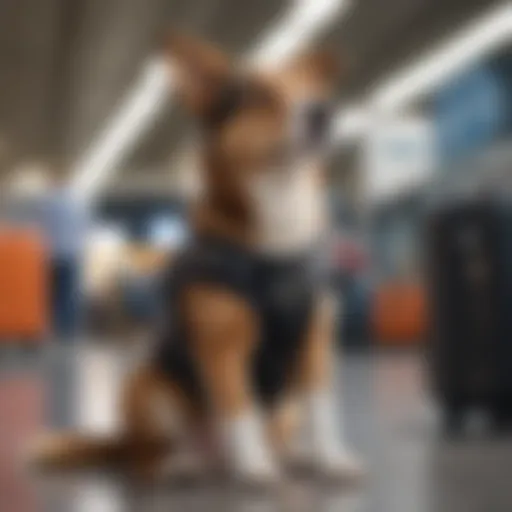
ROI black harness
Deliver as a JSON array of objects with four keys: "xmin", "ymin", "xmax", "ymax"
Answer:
[{"xmin": 152, "ymin": 235, "xmax": 328, "ymax": 409}]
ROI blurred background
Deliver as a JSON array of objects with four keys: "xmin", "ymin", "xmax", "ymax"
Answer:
[{"xmin": 1, "ymin": 0, "xmax": 512, "ymax": 510}]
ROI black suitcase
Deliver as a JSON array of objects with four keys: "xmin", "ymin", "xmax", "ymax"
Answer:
[{"xmin": 425, "ymin": 197, "xmax": 512, "ymax": 433}]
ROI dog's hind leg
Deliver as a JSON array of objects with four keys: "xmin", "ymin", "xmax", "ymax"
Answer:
[{"xmin": 120, "ymin": 366, "xmax": 200, "ymax": 481}]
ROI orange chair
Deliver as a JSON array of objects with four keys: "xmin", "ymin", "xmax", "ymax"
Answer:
[
  {"xmin": 0, "ymin": 227, "xmax": 48, "ymax": 342},
  {"xmin": 372, "ymin": 282, "xmax": 427, "ymax": 346}
]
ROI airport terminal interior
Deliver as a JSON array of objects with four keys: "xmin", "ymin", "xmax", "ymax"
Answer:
[{"xmin": 1, "ymin": 0, "xmax": 512, "ymax": 511}]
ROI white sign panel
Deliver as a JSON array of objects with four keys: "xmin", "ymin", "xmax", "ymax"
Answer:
[{"xmin": 362, "ymin": 116, "xmax": 436, "ymax": 203}]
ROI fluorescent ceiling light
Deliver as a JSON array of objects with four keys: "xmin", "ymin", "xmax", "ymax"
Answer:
[
  {"xmin": 70, "ymin": 0, "xmax": 351, "ymax": 201},
  {"xmin": 332, "ymin": 2, "xmax": 512, "ymax": 142},
  {"xmin": 70, "ymin": 59, "xmax": 170, "ymax": 203},
  {"xmin": 250, "ymin": 0, "xmax": 352, "ymax": 68},
  {"xmin": 370, "ymin": 2, "xmax": 512, "ymax": 111}
]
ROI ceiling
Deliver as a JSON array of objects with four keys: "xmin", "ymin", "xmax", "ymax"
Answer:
[{"xmin": 0, "ymin": 0, "xmax": 501, "ymax": 189}]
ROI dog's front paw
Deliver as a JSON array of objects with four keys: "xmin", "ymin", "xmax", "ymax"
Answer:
[
  {"xmin": 313, "ymin": 450, "xmax": 366, "ymax": 484},
  {"xmin": 232, "ymin": 456, "xmax": 281, "ymax": 489},
  {"xmin": 221, "ymin": 409, "xmax": 282, "ymax": 489}
]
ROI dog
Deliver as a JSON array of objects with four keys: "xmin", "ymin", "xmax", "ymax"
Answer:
[{"xmin": 30, "ymin": 32, "xmax": 363, "ymax": 487}]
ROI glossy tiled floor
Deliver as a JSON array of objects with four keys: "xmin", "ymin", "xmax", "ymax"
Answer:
[{"xmin": 1, "ymin": 344, "xmax": 512, "ymax": 512}]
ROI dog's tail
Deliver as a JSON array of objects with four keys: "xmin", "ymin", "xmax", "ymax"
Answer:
[{"xmin": 27, "ymin": 432, "xmax": 171, "ymax": 470}]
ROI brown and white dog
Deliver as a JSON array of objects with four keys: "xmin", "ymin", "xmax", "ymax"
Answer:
[{"xmin": 30, "ymin": 33, "xmax": 362, "ymax": 487}]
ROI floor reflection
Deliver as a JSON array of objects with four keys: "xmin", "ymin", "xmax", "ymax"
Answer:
[
  {"xmin": 2, "ymin": 346, "xmax": 512, "ymax": 512},
  {"xmin": 37, "ymin": 473, "xmax": 366, "ymax": 512}
]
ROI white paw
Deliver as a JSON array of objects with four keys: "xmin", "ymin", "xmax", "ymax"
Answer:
[
  {"xmin": 314, "ymin": 450, "xmax": 366, "ymax": 483},
  {"xmin": 220, "ymin": 409, "xmax": 281, "ymax": 489},
  {"xmin": 232, "ymin": 457, "xmax": 281, "ymax": 489}
]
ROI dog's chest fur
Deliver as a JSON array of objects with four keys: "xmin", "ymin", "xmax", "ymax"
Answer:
[{"xmin": 249, "ymin": 162, "xmax": 325, "ymax": 254}]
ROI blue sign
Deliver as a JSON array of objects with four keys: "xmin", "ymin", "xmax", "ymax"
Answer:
[{"xmin": 434, "ymin": 52, "xmax": 512, "ymax": 167}]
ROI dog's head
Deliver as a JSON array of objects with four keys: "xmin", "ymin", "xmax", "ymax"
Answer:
[{"xmin": 165, "ymin": 33, "xmax": 341, "ymax": 175}]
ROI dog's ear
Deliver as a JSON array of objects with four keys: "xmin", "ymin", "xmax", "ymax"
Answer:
[
  {"xmin": 287, "ymin": 48, "xmax": 343, "ymax": 90},
  {"xmin": 164, "ymin": 32, "xmax": 231, "ymax": 117}
]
